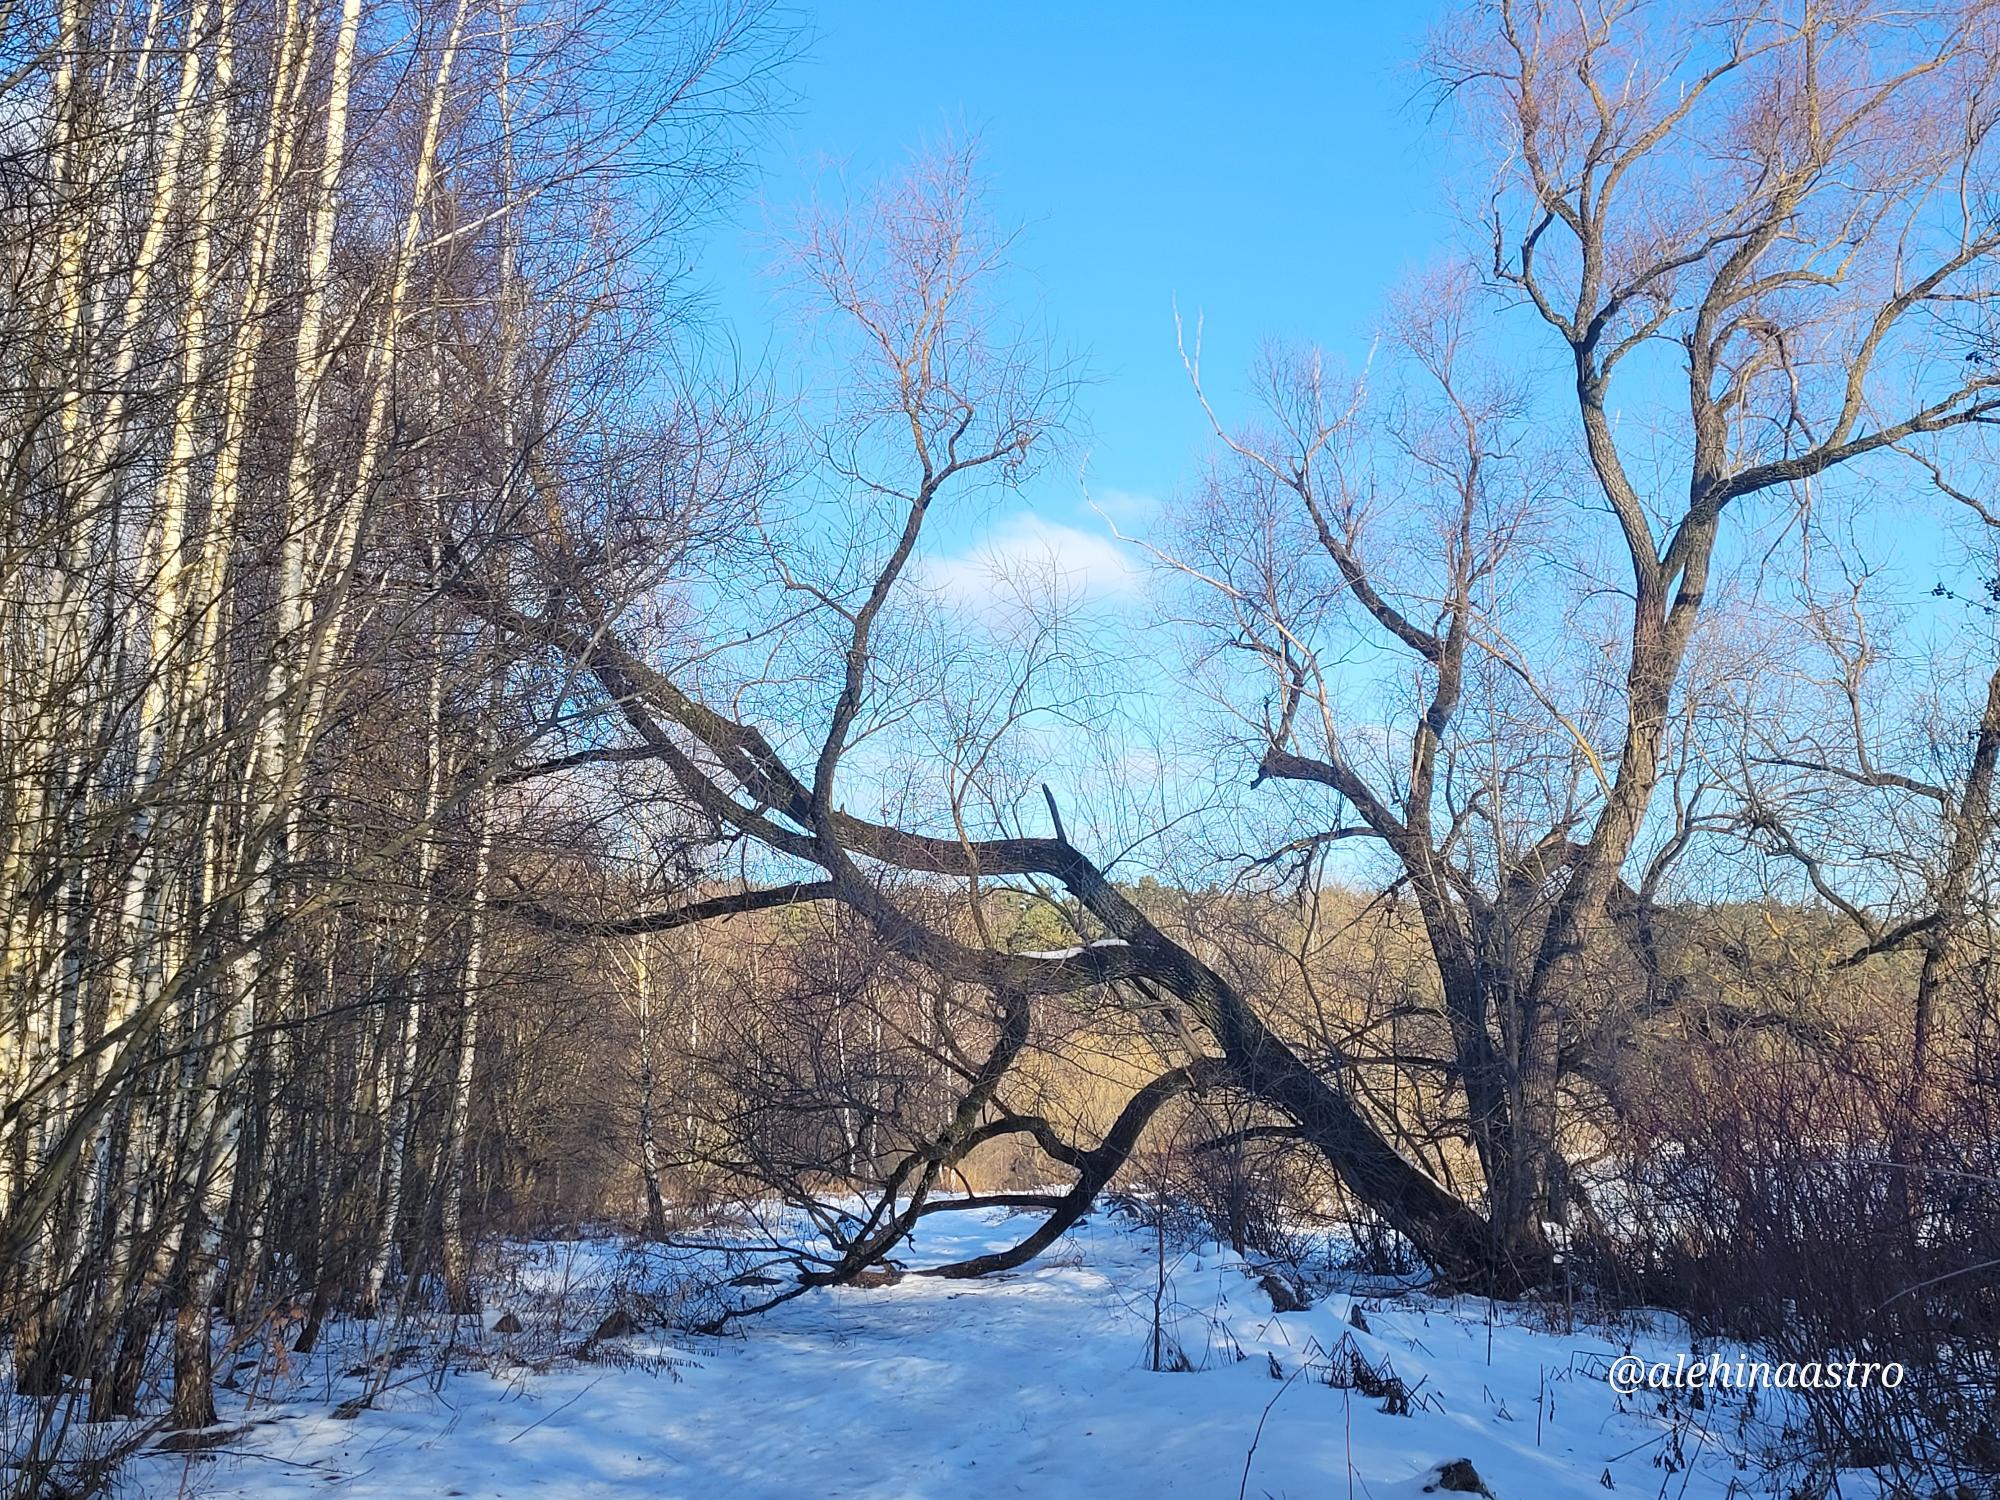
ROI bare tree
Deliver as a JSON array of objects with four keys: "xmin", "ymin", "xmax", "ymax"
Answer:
[
  {"xmin": 467, "ymin": 145, "xmax": 1513, "ymax": 1292},
  {"xmin": 1144, "ymin": 0, "xmax": 2000, "ymax": 1266},
  {"xmin": 479, "ymin": 0, "xmax": 2000, "ymax": 1301},
  {"xmin": 0, "ymin": 0, "xmax": 782, "ymax": 1467}
]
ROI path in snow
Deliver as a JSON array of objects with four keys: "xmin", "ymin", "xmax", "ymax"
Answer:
[{"xmin": 127, "ymin": 1210, "xmax": 1805, "ymax": 1499}]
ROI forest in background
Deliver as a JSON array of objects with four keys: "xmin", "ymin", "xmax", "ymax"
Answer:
[{"xmin": 3, "ymin": 0, "xmax": 2000, "ymax": 1491}]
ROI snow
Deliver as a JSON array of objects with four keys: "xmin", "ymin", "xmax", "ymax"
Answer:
[
  {"xmin": 119, "ymin": 1208, "xmax": 1851, "ymax": 1499},
  {"xmin": 1020, "ymin": 938, "xmax": 1131, "ymax": 961}
]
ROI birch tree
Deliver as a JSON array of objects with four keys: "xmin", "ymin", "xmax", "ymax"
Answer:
[{"xmin": 0, "ymin": 0, "xmax": 780, "ymax": 1466}]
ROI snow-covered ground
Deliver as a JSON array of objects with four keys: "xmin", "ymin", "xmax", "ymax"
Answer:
[{"xmin": 121, "ymin": 1208, "xmax": 1839, "ymax": 1499}]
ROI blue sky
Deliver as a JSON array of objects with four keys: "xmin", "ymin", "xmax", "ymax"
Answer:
[
  {"xmin": 688, "ymin": 4, "xmax": 1978, "ymax": 615},
  {"xmin": 665, "ymin": 0, "xmax": 1996, "ymax": 886},
  {"xmin": 695, "ymin": 0, "xmax": 1454, "ymax": 555}
]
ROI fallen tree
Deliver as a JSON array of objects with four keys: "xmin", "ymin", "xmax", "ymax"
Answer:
[{"xmin": 468, "ymin": 0, "xmax": 2000, "ymax": 1300}]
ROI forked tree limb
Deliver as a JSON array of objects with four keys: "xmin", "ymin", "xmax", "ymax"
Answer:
[
  {"xmin": 916, "ymin": 1058, "xmax": 1232, "ymax": 1280},
  {"xmin": 456, "ymin": 576, "xmax": 1521, "ymax": 1290}
]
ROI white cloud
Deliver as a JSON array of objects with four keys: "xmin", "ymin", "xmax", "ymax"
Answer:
[{"xmin": 917, "ymin": 511, "xmax": 1145, "ymax": 613}]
